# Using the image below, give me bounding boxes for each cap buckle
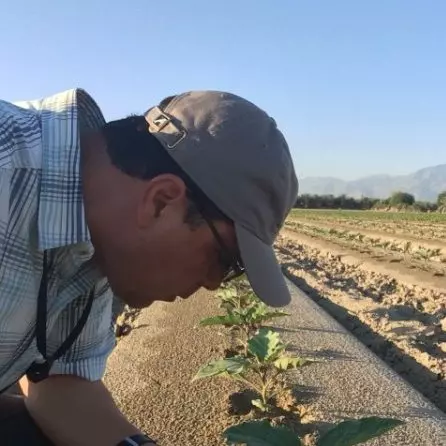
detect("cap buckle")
[146,107,187,149]
[151,110,171,132]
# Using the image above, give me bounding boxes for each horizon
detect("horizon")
[1,1,446,179]
[301,162,446,181]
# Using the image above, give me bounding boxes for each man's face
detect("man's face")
[88,173,239,308]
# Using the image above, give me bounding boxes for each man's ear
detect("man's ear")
[137,175,188,225]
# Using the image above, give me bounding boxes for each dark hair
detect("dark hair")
[101,115,228,226]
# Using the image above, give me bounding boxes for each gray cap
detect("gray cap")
[145,91,298,307]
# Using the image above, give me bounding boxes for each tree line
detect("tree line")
[294,191,446,212]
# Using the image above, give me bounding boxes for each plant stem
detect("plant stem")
[232,375,263,397]
[260,369,269,405]
[261,384,268,405]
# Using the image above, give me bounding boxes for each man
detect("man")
[0,88,298,445]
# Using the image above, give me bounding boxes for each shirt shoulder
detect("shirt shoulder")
[0,99,42,170]
[0,88,104,169]
[15,88,105,132]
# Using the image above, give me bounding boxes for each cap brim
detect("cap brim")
[235,224,291,308]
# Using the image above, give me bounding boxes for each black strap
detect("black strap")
[26,250,95,383]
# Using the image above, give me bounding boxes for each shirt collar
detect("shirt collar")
[35,88,105,251]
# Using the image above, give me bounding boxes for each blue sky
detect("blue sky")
[2,1,445,180]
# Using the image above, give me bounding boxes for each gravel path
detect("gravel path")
[104,294,240,446]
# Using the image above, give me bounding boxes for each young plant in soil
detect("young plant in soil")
[214,285,256,313]
[415,247,432,263]
[193,328,308,413]
[199,284,290,355]
[402,241,412,261]
[223,417,404,446]
[200,297,289,338]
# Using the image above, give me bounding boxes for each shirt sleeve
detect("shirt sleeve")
[48,282,117,381]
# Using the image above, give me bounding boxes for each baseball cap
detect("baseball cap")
[144,91,298,307]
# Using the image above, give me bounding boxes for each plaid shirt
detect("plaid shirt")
[0,89,116,391]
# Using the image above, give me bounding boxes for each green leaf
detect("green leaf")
[274,356,308,371]
[264,310,291,318]
[192,357,249,381]
[241,305,263,324]
[248,329,285,362]
[241,292,260,306]
[223,420,301,446]
[199,314,244,327]
[318,417,404,446]
[252,301,268,313]
[217,288,238,300]
[255,310,290,324]
[251,399,268,412]
[217,288,239,309]
[250,303,274,321]
[244,305,261,318]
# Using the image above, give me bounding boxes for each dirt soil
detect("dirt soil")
[288,217,446,251]
[104,294,245,446]
[276,230,446,413]
[285,222,446,279]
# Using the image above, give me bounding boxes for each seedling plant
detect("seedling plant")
[194,279,404,445]
[193,328,308,412]
[199,279,289,351]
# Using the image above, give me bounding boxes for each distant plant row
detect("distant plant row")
[294,191,446,212]
[285,221,445,264]
[290,208,446,223]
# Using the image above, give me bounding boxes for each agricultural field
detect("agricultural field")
[107,284,407,446]
[276,209,446,413]
[289,209,446,242]
[106,208,445,445]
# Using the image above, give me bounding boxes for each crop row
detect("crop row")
[285,221,446,266]
[194,278,403,445]
[289,213,446,242]
[290,209,446,223]
[291,214,446,232]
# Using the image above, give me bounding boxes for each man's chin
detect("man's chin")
[156,293,195,303]
[111,287,187,308]
[159,295,179,303]
[113,292,156,309]
[130,295,179,307]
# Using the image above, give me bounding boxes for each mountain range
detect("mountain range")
[298,164,446,202]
